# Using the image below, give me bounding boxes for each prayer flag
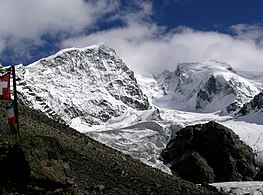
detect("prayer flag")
[0,73,11,100]
[6,104,19,144]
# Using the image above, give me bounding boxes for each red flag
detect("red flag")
[0,73,11,100]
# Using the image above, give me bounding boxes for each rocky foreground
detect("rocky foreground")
[0,101,221,195]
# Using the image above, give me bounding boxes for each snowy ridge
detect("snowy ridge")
[153,61,259,114]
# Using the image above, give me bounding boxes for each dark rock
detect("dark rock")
[195,75,237,112]
[171,151,215,183]
[0,144,30,184]
[0,136,76,194]
[196,90,212,110]
[205,76,218,94]
[255,167,263,181]
[161,121,256,183]
[238,91,263,116]
[226,102,241,113]
[47,150,59,160]
[201,183,220,193]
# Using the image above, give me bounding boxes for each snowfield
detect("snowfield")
[211,181,263,194]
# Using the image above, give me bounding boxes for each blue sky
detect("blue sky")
[153,0,263,31]
[1,0,263,75]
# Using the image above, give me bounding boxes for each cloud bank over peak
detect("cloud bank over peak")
[62,22,263,75]
[231,24,263,47]
[1,0,263,76]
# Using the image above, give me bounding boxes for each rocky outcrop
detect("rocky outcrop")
[238,91,263,115]
[172,151,216,183]
[255,167,263,181]
[161,121,256,183]
[196,75,236,110]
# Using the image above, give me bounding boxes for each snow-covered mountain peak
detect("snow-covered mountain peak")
[37,44,116,63]
[153,61,259,113]
[23,45,123,75]
[176,60,234,73]
[16,45,149,125]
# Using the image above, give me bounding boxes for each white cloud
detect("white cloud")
[0,39,5,54]
[0,0,119,60]
[0,0,118,38]
[1,0,263,75]
[62,22,263,75]
[231,24,263,48]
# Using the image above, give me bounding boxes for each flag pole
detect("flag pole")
[11,66,20,140]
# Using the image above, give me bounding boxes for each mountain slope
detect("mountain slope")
[236,91,263,124]
[16,45,149,126]
[239,91,263,115]
[153,61,259,114]
[0,101,220,194]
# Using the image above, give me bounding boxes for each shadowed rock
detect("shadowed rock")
[161,121,256,183]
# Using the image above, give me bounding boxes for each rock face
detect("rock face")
[15,45,149,126]
[234,91,263,124]
[161,121,256,183]
[238,91,263,115]
[173,151,216,184]
[153,61,259,113]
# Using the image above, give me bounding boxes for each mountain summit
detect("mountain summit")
[153,61,259,114]
[16,45,149,126]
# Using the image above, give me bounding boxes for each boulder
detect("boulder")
[161,121,256,183]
